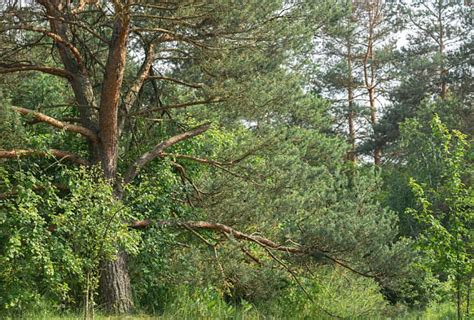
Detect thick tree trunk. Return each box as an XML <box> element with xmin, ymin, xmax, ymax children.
<box><xmin>96</xmin><ymin>9</ymin><xmax>132</xmax><ymax>313</ymax></box>
<box><xmin>96</xmin><ymin>182</ymin><xmax>134</xmax><ymax>313</ymax></box>
<box><xmin>99</xmin><ymin>250</ymin><xmax>134</xmax><ymax>313</ymax></box>
<box><xmin>16</xmin><ymin>1</ymin><xmax>133</xmax><ymax>314</ymax></box>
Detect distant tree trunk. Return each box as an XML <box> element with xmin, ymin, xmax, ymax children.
<box><xmin>361</xmin><ymin>1</ymin><xmax>382</xmax><ymax>166</ymax></box>
<box><xmin>364</xmin><ymin>37</ymin><xmax>381</xmax><ymax>165</ymax></box>
<box><xmin>368</xmin><ymin>85</ymin><xmax>382</xmax><ymax>166</ymax></box>
<box><xmin>467</xmin><ymin>275</ymin><xmax>472</xmax><ymax>317</ymax></box>
<box><xmin>438</xmin><ymin>9</ymin><xmax>448</xmax><ymax>100</ymax></box>
<box><xmin>347</xmin><ymin>40</ymin><xmax>357</xmax><ymax>163</ymax></box>
<box><xmin>457</xmin><ymin>274</ymin><xmax>462</xmax><ymax>320</ymax></box>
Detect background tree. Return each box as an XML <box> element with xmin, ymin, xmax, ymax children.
<box><xmin>315</xmin><ymin>0</ymin><xmax>399</xmax><ymax>165</ymax></box>
<box><xmin>376</xmin><ymin>0</ymin><xmax>473</xmax><ymax>153</ymax></box>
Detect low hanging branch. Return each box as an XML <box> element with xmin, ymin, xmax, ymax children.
<box><xmin>123</xmin><ymin>123</ymin><xmax>211</xmax><ymax>183</ymax></box>
<box><xmin>0</xmin><ymin>149</ymin><xmax>90</xmax><ymax>166</ymax></box>
<box><xmin>131</xmin><ymin>219</ymin><xmax>302</xmax><ymax>253</ymax></box>
<box><xmin>12</xmin><ymin>107</ymin><xmax>98</xmax><ymax>144</ymax></box>
<box><xmin>130</xmin><ymin>219</ymin><xmax>379</xmax><ymax>280</ymax></box>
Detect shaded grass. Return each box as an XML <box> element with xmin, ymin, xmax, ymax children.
<box><xmin>16</xmin><ymin>300</ymin><xmax>461</xmax><ymax>320</ymax></box>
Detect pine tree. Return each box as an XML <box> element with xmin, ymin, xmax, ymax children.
<box><xmin>316</xmin><ymin>0</ymin><xmax>399</xmax><ymax>165</ymax></box>
<box><xmin>376</xmin><ymin>0</ymin><xmax>472</xmax><ymax>152</ymax></box>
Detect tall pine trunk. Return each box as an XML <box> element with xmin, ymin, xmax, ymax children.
<box><xmin>347</xmin><ymin>40</ymin><xmax>357</xmax><ymax>163</ymax></box>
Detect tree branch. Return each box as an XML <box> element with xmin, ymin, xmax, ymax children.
<box><xmin>0</xmin><ymin>64</ymin><xmax>74</xmax><ymax>79</ymax></box>
<box><xmin>124</xmin><ymin>43</ymin><xmax>155</xmax><ymax>110</ymax></box>
<box><xmin>133</xmin><ymin>98</ymin><xmax>225</xmax><ymax>115</ymax></box>
<box><xmin>0</xmin><ymin>149</ymin><xmax>90</xmax><ymax>166</ymax></box>
<box><xmin>160</xmin><ymin>152</ymin><xmax>233</xmax><ymax>166</ymax></box>
<box><xmin>123</xmin><ymin>123</ymin><xmax>211</xmax><ymax>183</ymax></box>
<box><xmin>12</xmin><ymin>107</ymin><xmax>98</xmax><ymax>144</ymax></box>
<box><xmin>160</xmin><ymin>142</ymin><xmax>265</xmax><ymax>167</ymax></box>
<box><xmin>147</xmin><ymin>75</ymin><xmax>204</xmax><ymax>89</ymax></box>
<box><xmin>131</xmin><ymin>219</ymin><xmax>301</xmax><ymax>252</ymax></box>
<box><xmin>3</xmin><ymin>25</ymin><xmax>84</xmax><ymax>65</ymax></box>
<box><xmin>130</xmin><ymin>219</ymin><xmax>379</xmax><ymax>280</ymax></box>
<box><xmin>45</xmin><ymin>15</ymin><xmax>110</xmax><ymax>45</ymax></box>
<box><xmin>120</xmin><ymin>42</ymin><xmax>156</xmax><ymax>133</ymax></box>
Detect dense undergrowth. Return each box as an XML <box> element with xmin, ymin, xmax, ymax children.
<box><xmin>3</xmin><ymin>266</ymin><xmax>466</xmax><ymax>319</ymax></box>
<box><xmin>11</xmin><ymin>295</ymin><xmax>459</xmax><ymax>320</ymax></box>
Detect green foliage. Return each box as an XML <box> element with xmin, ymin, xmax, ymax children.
<box><xmin>0</xmin><ymin>91</ymin><xmax>26</xmax><ymax>149</ymax></box>
<box><xmin>271</xmin><ymin>267</ymin><xmax>389</xmax><ymax>319</ymax></box>
<box><xmin>403</xmin><ymin>116</ymin><xmax>473</xmax><ymax>315</ymax></box>
<box><xmin>135</xmin><ymin>267</ymin><xmax>390</xmax><ymax>319</ymax></box>
<box><xmin>11</xmin><ymin>72</ymin><xmax>70</xmax><ymax>111</ymax></box>
<box><xmin>0</xmin><ymin>166</ymin><xmax>140</xmax><ymax>316</ymax></box>
<box><xmin>1</xmin><ymin>0</ymin><xmax>470</xmax><ymax>318</ymax></box>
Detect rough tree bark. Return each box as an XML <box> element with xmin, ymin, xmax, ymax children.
<box><xmin>89</xmin><ymin>5</ymin><xmax>136</xmax><ymax>313</ymax></box>
<box><xmin>99</xmin><ymin>251</ymin><xmax>134</xmax><ymax>313</ymax></box>
<box><xmin>29</xmin><ymin>0</ymin><xmax>133</xmax><ymax>312</ymax></box>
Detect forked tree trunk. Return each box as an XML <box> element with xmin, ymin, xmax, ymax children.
<box><xmin>361</xmin><ymin>1</ymin><xmax>382</xmax><ymax>166</ymax></box>
<box><xmin>95</xmin><ymin>9</ymin><xmax>132</xmax><ymax>313</ymax></box>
